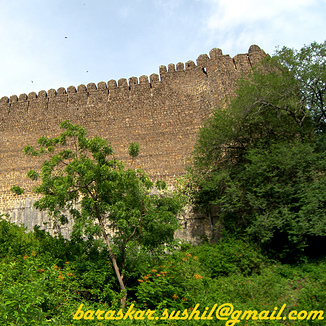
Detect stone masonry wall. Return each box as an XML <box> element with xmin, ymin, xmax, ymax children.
<box><xmin>0</xmin><ymin>45</ymin><xmax>266</xmax><ymax>240</ymax></box>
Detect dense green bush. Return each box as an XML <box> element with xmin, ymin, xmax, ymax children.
<box><xmin>0</xmin><ymin>219</ymin><xmax>325</xmax><ymax>325</ymax></box>
<box><xmin>136</xmin><ymin>250</ymin><xmax>205</xmax><ymax>310</ymax></box>
<box><xmin>188</xmin><ymin>237</ymin><xmax>265</xmax><ymax>277</ymax></box>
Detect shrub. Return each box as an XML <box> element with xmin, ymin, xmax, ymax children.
<box><xmin>189</xmin><ymin>237</ymin><xmax>265</xmax><ymax>278</ymax></box>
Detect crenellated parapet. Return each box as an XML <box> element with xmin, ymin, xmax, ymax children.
<box><xmin>0</xmin><ymin>45</ymin><xmax>265</xmax><ymax>109</ymax></box>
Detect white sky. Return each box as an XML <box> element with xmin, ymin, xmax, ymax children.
<box><xmin>0</xmin><ymin>0</ymin><xmax>325</xmax><ymax>98</ymax></box>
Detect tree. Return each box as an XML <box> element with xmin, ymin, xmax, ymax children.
<box><xmin>11</xmin><ymin>120</ymin><xmax>182</xmax><ymax>307</ymax></box>
<box><xmin>188</xmin><ymin>40</ymin><xmax>326</xmax><ymax>258</ymax></box>
<box><xmin>275</xmin><ymin>41</ymin><xmax>326</xmax><ymax>132</ymax></box>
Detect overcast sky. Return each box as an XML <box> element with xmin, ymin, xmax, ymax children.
<box><xmin>0</xmin><ymin>0</ymin><xmax>325</xmax><ymax>98</ymax></box>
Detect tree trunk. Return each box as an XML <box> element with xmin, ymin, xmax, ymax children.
<box><xmin>97</xmin><ymin>214</ymin><xmax>127</xmax><ymax>308</ymax></box>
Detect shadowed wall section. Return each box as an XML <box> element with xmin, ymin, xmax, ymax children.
<box><xmin>0</xmin><ymin>45</ymin><xmax>266</xmax><ymax>239</ymax></box>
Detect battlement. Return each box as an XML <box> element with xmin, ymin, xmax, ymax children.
<box><xmin>0</xmin><ymin>45</ymin><xmax>265</xmax><ymax>108</ymax></box>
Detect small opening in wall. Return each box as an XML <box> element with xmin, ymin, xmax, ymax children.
<box><xmin>202</xmin><ymin>67</ymin><xmax>207</xmax><ymax>75</ymax></box>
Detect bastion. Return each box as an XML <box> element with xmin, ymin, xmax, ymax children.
<box><xmin>0</xmin><ymin>45</ymin><xmax>266</xmax><ymax>240</ymax></box>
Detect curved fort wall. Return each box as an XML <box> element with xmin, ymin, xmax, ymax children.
<box><xmin>0</xmin><ymin>45</ymin><xmax>266</xmax><ymax>239</ymax></box>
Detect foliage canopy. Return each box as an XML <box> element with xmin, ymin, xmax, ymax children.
<box><xmin>188</xmin><ymin>40</ymin><xmax>326</xmax><ymax>259</ymax></box>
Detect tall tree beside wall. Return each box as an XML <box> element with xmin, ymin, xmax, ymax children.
<box><xmin>187</xmin><ymin>41</ymin><xmax>326</xmax><ymax>259</ymax></box>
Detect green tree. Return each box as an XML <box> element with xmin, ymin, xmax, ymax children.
<box><xmin>188</xmin><ymin>41</ymin><xmax>326</xmax><ymax>258</ymax></box>
<box><xmin>11</xmin><ymin>120</ymin><xmax>182</xmax><ymax>307</ymax></box>
<box><xmin>275</xmin><ymin>41</ymin><xmax>326</xmax><ymax>132</ymax></box>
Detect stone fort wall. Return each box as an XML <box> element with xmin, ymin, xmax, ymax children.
<box><xmin>0</xmin><ymin>45</ymin><xmax>266</xmax><ymax>240</ymax></box>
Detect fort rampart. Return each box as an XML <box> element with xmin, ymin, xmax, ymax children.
<box><xmin>0</xmin><ymin>45</ymin><xmax>266</xmax><ymax>240</ymax></box>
